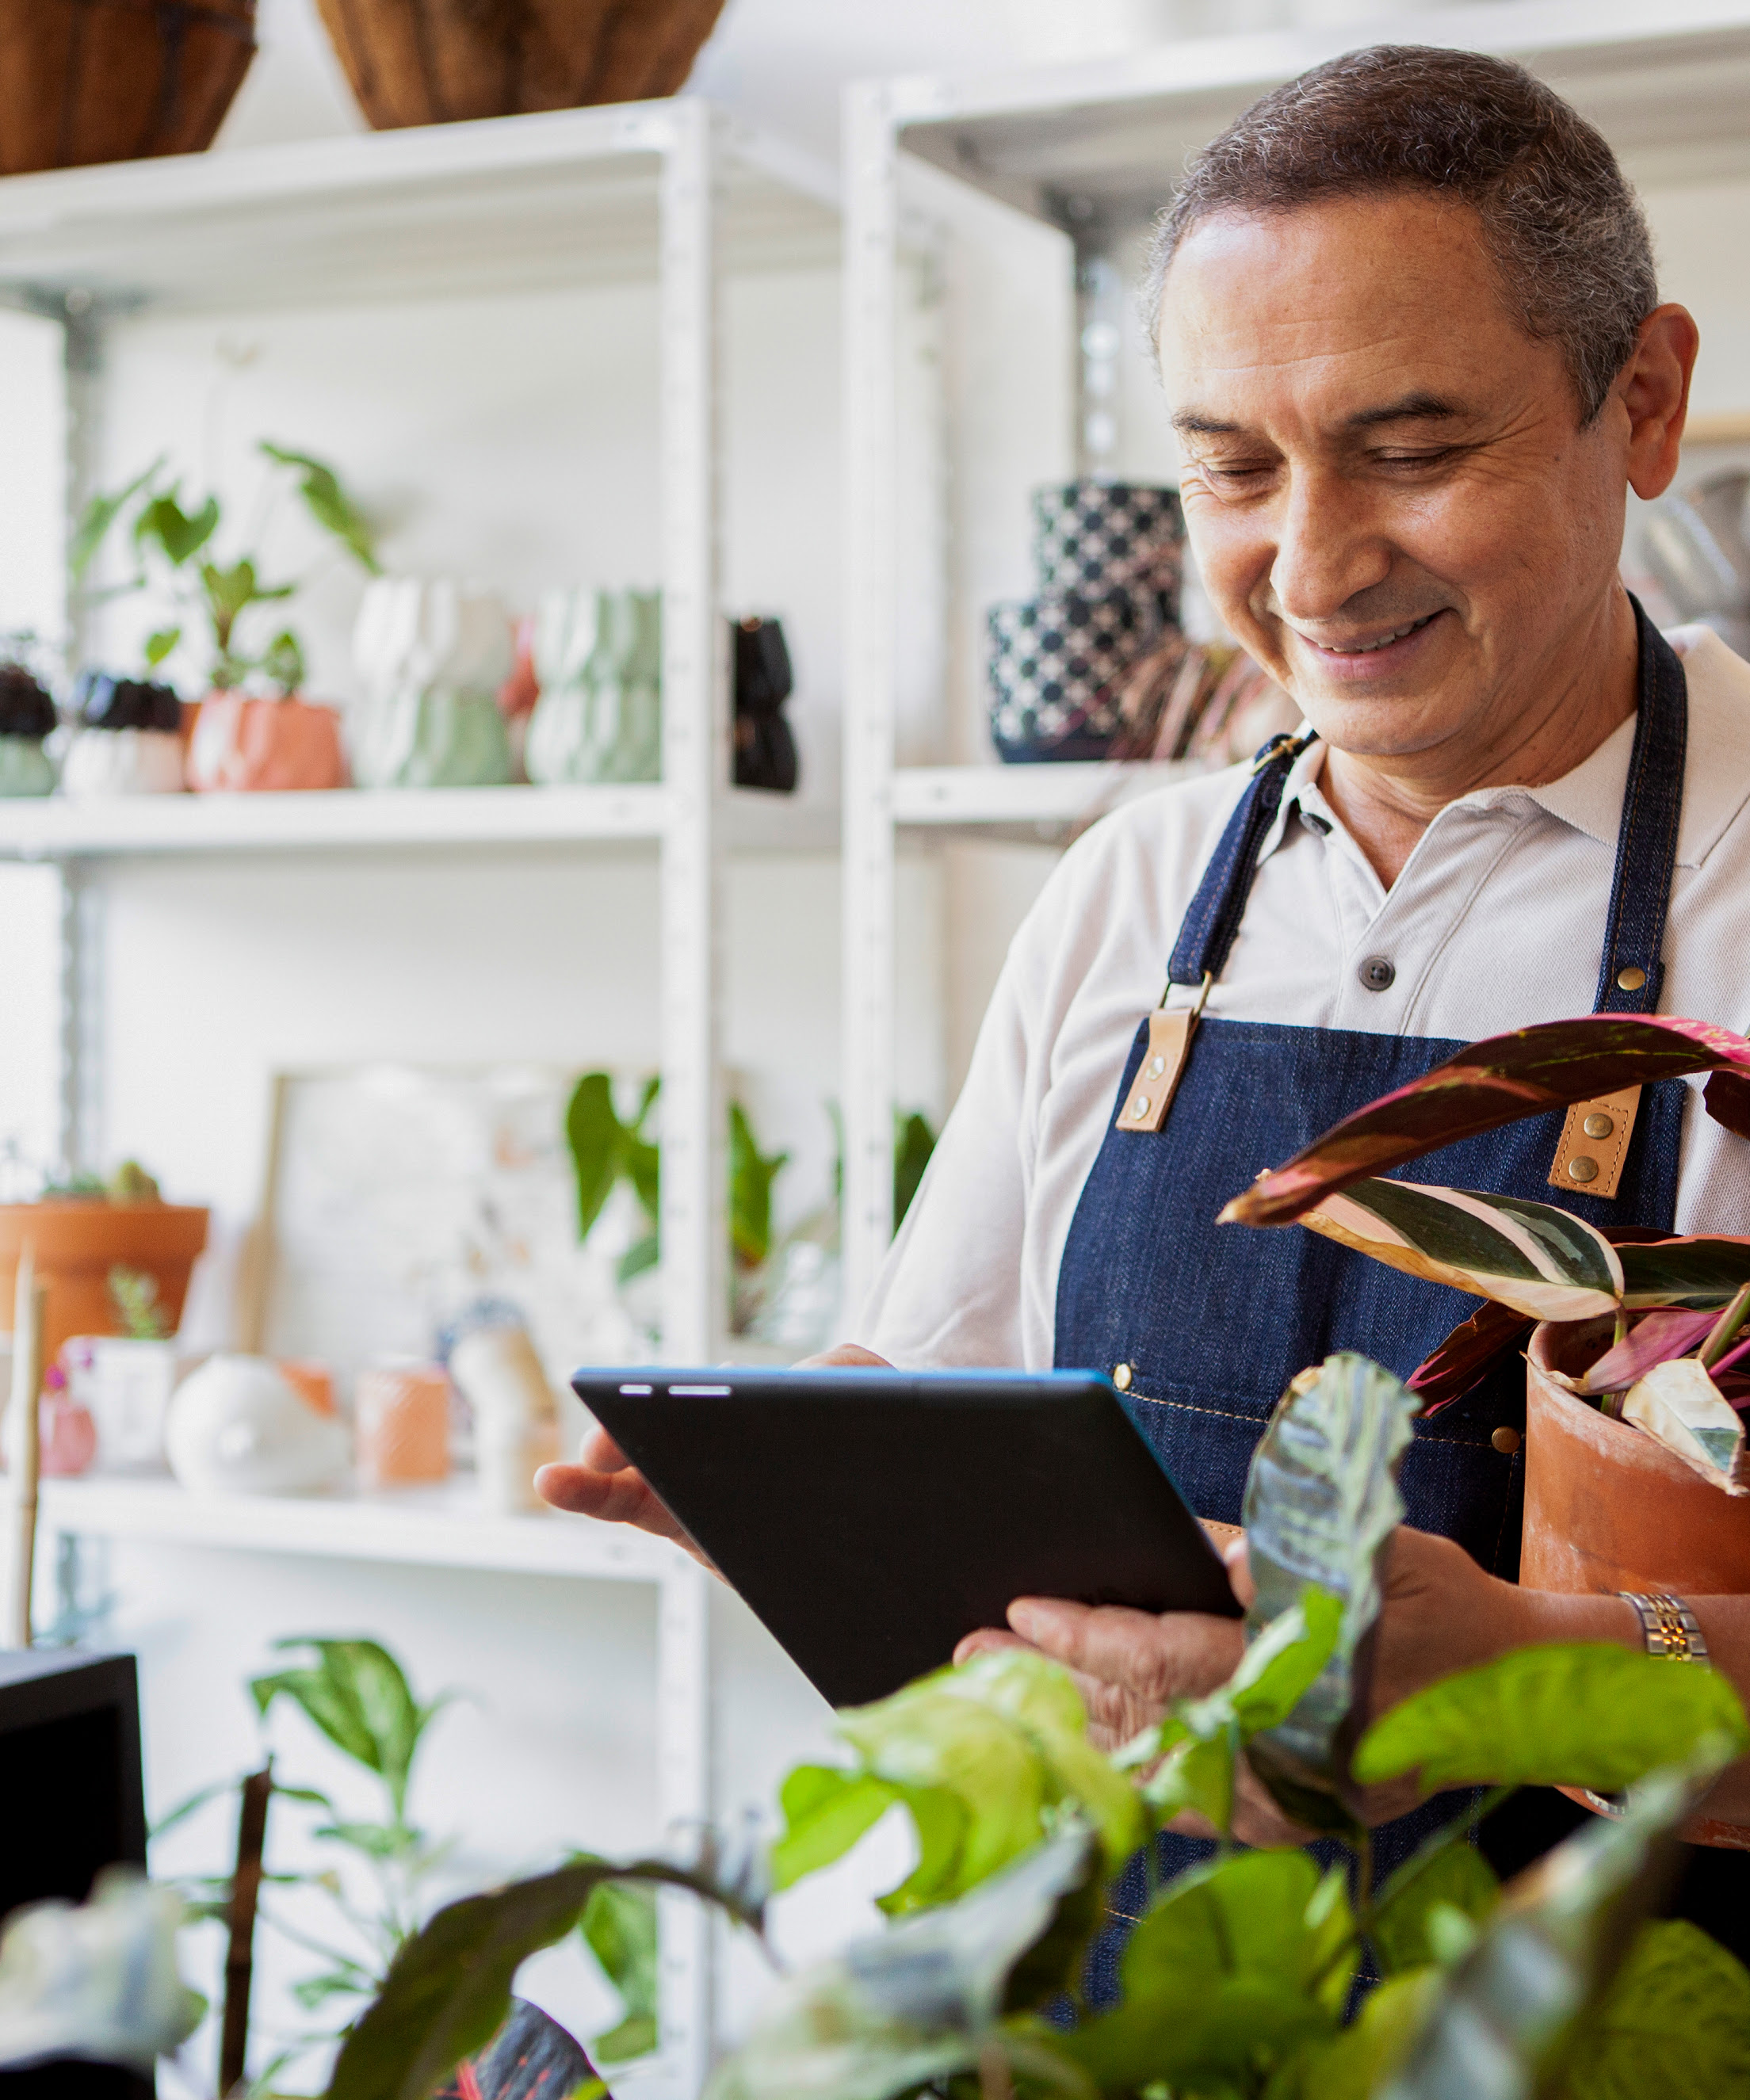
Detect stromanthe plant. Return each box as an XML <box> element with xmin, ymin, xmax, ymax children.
<box><xmin>1222</xmin><ymin>1014</ymin><xmax>1750</xmax><ymax>1492</ymax></box>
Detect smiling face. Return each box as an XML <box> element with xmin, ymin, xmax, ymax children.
<box><xmin>1157</xmin><ymin>190</ymin><xmax>1648</xmax><ymax>771</ymax></box>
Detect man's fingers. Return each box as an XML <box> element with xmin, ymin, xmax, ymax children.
<box><xmin>1224</xmin><ymin>1537</ymin><xmax>1256</xmax><ymax>1608</ymax></box>
<box><xmin>1007</xmin><ymin>1597</ymin><xmax>1245</xmax><ymax>1706</ymax></box>
<box><xmin>579</xmin><ymin>1424</ymin><xmax>631</xmax><ymax>1472</ymax></box>
<box><xmin>953</xmin><ymin>1627</ymin><xmax>1036</xmax><ymax>1665</ymax></box>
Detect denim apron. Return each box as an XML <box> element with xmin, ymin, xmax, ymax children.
<box><xmin>1054</xmin><ymin>605</ymin><xmax>1696</xmax><ymax>2000</ymax></box>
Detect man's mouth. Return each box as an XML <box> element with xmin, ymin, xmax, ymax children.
<box><xmin>1298</xmin><ymin>612</ymin><xmax>1441</xmax><ymax>657</ymax></box>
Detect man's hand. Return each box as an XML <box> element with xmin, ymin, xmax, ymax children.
<box><xmin>535</xmin><ymin>1344</ymin><xmax>893</xmax><ymax>1568</ymax></box>
<box><xmin>956</xmin><ymin>1524</ymin><xmax>1534</xmax><ymax>1846</ymax></box>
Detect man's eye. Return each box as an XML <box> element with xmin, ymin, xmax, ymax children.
<box><xmin>1202</xmin><ymin>461</ymin><xmax>1274</xmax><ymax>483</ymax></box>
<box><xmin>1376</xmin><ymin>449</ymin><xmax>1455</xmax><ymax>468</ymax></box>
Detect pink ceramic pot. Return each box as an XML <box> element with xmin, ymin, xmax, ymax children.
<box><xmin>187</xmin><ymin>694</ymin><xmax>347</xmax><ymax>792</ymax></box>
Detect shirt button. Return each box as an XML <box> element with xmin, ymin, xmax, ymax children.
<box><xmin>1112</xmin><ymin>1362</ymin><xmax>1133</xmax><ymax>1392</ymax></box>
<box><xmin>1358</xmin><ymin>956</ymin><xmax>1397</xmax><ymax>992</ymax></box>
<box><xmin>1491</xmin><ymin>1426</ymin><xmax>1522</xmax><ymax>1455</ymax></box>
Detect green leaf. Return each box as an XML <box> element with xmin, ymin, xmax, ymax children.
<box><xmin>143</xmin><ymin>626</ymin><xmax>182</xmax><ymax>669</ymax></box>
<box><xmin>1369</xmin><ymin>1825</ymin><xmax>1500</xmax><ymax>1976</ymax></box>
<box><xmin>1265</xmin><ymin>1968</ymin><xmax>1440</xmax><ymax>2100</ymax></box>
<box><xmin>1067</xmin><ymin>1850</ymin><xmax>1348</xmax><ymax>2090</ymax></box>
<box><xmin>1293</xmin><ymin>1179</ymin><xmax>1624</xmax><ymax>1323</ymax></box>
<box><xmin>1563</xmin><ymin>1919</ymin><xmax>1750</xmax><ymax>2098</ymax></box>
<box><xmin>770</xmin><ymin>1768</ymin><xmax>902</xmax><ymax>1892</ymax></box>
<box><xmin>251</xmin><ymin>1638</ymin><xmax>436</xmax><ymax>1823</ymax></box>
<box><xmin>149</xmin><ymin>1776</ymin><xmax>240</xmax><ymax>1841</ymax></box>
<box><xmin>1353</xmin><ymin>1644</ymin><xmax>1750</xmax><ymax>1794</ymax></box>
<box><xmin>729</xmin><ymin>1100</ymin><xmax>789</xmax><ymax>1271</ymax></box>
<box><xmin>875</xmin><ymin>1783</ymin><xmax>968</xmax><ymax>1915</ymax></box>
<box><xmin>581</xmin><ymin>1881</ymin><xmax>657</xmax><ymax>2065</ymax></box>
<box><xmin>261</xmin><ymin>628</ymin><xmax>305</xmax><ymax>697</ymax></box>
<box><xmin>893</xmin><ymin>1111</ymin><xmax>937</xmax><ymax>1228</ymax></box>
<box><xmin>705</xmin><ymin>1829</ymin><xmax>1095</xmax><ymax>2100</ymax></box>
<box><xmin>136</xmin><ymin>491</ymin><xmax>220</xmax><ymax>567</ymax></box>
<box><xmin>1242</xmin><ymin>1354</ymin><xmax>1419</xmax><ymax>1791</ymax></box>
<box><xmin>329</xmin><ymin>1854</ymin><xmax>760</xmax><ymax>2100</ymax></box>
<box><xmin>1370</xmin><ymin>1758</ymin><xmax>1732</xmax><ymax>2100</ymax></box>
<box><xmin>1224</xmin><ymin>1014</ymin><xmax>1750</xmax><ymax>1228</ymax></box>
<box><xmin>71</xmin><ymin>457</ymin><xmax>162</xmax><ymax>579</ymax></box>
<box><xmin>616</xmin><ymin>1232</ymin><xmax>659</xmax><ymax>1284</ymax></box>
<box><xmin>565</xmin><ymin>1074</ymin><xmax>624</xmax><ymax>1239</ymax></box>
<box><xmin>262</xmin><ymin>441</ymin><xmax>381</xmax><ymax>573</ymax></box>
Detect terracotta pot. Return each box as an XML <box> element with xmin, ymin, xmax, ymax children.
<box><xmin>311</xmin><ymin>0</ymin><xmax>725</xmax><ymax>130</ymax></box>
<box><xmin>1525</xmin><ymin>1320</ymin><xmax>1750</xmax><ymax>1848</ymax></box>
<box><xmin>186</xmin><ymin>693</ymin><xmax>348</xmax><ymax>792</ymax></box>
<box><xmin>0</xmin><ymin>0</ymin><xmax>257</xmax><ymax>176</ymax></box>
<box><xmin>0</xmin><ymin>1202</ymin><xmax>209</xmax><ymax>1370</ymax></box>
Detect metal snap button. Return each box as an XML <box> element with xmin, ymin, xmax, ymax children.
<box><xmin>1130</xmin><ymin>1093</ymin><xmax>1151</xmax><ymax>1118</ymax></box>
<box><xmin>1567</xmin><ymin>1155</ymin><xmax>1600</xmax><ymax>1184</ymax></box>
<box><xmin>1616</xmin><ymin>965</ymin><xmax>1647</xmax><ymax>992</ymax></box>
<box><xmin>1491</xmin><ymin>1426</ymin><xmax>1523</xmax><ymax>1455</ymax></box>
<box><xmin>1358</xmin><ymin>956</ymin><xmax>1396</xmax><ymax>992</ymax></box>
<box><xmin>1112</xmin><ymin>1362</ymin><xmax>1133</xmax><ymax>1392</ymax></box>
<box><xmin>1148</xmin><ymin>1056</ymin><xmax>1167</xmax><ymax>1077</ymax></box>
<box><xmin>1583</xmin><ymin>1113</ymin><xmax>1614</xmax><ymax>1140</ymax></box>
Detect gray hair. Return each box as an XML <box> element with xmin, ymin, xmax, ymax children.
<box><xmin>1141</xmin><ymin>45</ymin><xmax>1658</xmax><ymax>425</ymax></box>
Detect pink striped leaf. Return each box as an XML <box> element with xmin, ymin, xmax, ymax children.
<box><xmin>1297</xmin><ymin>1179</ymin><xmax>1624</xmax><ymax>1323</ymax></box>
<box><xmin>1222</xmin><ymin>1015</ymin><xmax>1750</xmax><ymax>1229</ymax></box>
<box><xmin>1576</xmin><ymin>1309</ymin><xmax>1717</xmax><ymax>1396</ymax></box>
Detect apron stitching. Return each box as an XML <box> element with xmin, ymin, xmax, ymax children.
<box><xmin>1125</xmin><ymin>1388</ymin><xmax>1516</xmax><ymax>1449</ymax></box>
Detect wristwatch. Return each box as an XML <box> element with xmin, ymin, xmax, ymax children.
<box><xmin>1618</xmin><ymin>1590</ymin><xmax>1710</xmax><ymax>1663</ymax></box>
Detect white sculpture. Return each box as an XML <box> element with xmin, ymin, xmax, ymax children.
<box><xmin>349</xmin><ymin>578</ymin><xmax>514</xmax><ymax>788</ymax></box>
<box><xmin>447</xmin><ymin>1324</ymin><xmax>560</xmax><ymax>1515</ymax></box>
<box><xmin>165</xmin><ymin>1354</ymin><xmax>348</xmax><ymax>1497</ymax></box>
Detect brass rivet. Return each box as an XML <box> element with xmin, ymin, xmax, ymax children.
<box><xmin>1583</xmin><ymin>1113</ymin><xmax>1614</xmax><ymax>1140</ymax></box>
<box><xmin>1616</xmin><ymin>965</ymin><xmax>1647</xmax><ymax>992</ymax></box>
<box><xmin>1113</xmin><ymin>1362</ymin><xmax>1133</xmax><ymax>1392</ymax></box>
<box><xmin>1568</xmin><ymin>1155</ymin><xmax>1600</xmax><ymax>1184</ymax></box>
<box><xmin>1491</xmin><ymin>1426</ymin><xmax>1522</xmax><ymax>1456</ymax></box>
<box><xmin>1130</xmin><ymin>1094</ymin><xmax>1151</xmax><ymax>1118</ymax></box>
<box><xmin>1148</xmin><ymin>1056</ymin><xmax>1167</xmax><ymax>1077</ymax></box>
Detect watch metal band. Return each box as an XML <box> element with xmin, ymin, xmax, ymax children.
<box><xmin>1618</xmin><ymin>1590</ymin><xmax>1710</xmax><ymax>1663</ymax></box>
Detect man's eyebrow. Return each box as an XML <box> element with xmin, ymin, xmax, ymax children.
<box><xmin>1346</xmin><ymin>391</ymin><xmax>1465</xmax><ymax>429</ymax></box>
<box><xmin>1171</xmin><ymin>391</ymin><xmax>1467</xmax><ymax>438</ymax></box>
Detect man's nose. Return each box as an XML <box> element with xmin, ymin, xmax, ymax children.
<box><xmin>1267</xmin><ymin>464</ymin><xmax>1394</xmax><ymax>624</ymax></box>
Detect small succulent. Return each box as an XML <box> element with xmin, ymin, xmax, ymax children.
<box><xmin>0</xmin><ymin>664</ymin><xmax>55</xmax><ymax>740</ymax></box>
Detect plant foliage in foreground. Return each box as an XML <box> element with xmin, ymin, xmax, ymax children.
<box><xmin>315</xmin><ymin>1353</ymin><xmax>1750</xmax><ymax>2100</ymax></box>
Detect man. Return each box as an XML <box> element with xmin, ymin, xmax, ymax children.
<box><xmin>542</xmin><ymin>46</ymin><xmax>1750</xmax><ymax>1961</ymax></box>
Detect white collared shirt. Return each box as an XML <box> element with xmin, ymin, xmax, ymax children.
<box><xmin>860</xmin><ymin>627</ymin><xmax>1750</xmax><ymax>1369</ymax></box>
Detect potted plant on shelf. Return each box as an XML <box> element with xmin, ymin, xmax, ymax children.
<box><xmin>71</xmin><ymin>441</ymin><xmax>380</xmax><ymax>793</ymax></box>
<box><xmin>0</xmin><ymin>648</ymin><xmax>58</xmax><ymax>798</ymax></box>
<box><xmin>1224</xmin><ymin>1010</ymin><xmax>1750</xmax><ymax>1842</ymax></box>
<box><xmin>0</xmin><ymin>1160</ymin><xmax>208</xmax><ymax>1373</ymax></box>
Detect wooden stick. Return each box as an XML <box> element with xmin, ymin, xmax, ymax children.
<box><xmin>220</xmin><ymin>1763</ymin><xmax>274</xmax><ymax>2097</ymax></box>
<box><xmin>6</xmin><ymin>1243</ymin><xmax>44</xmax><ymax>1650</ymax></box>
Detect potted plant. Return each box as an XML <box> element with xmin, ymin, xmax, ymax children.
<box><xmin>71</xmin><ymin>442</ymin><xmax>380</xmax><ymax>793</ymax></box>
<box><xmin>310</xmin><ymin>0</ymin><xmax>728</xmax><ymax>132</ymax></box>
<box><xmin>59</xmin><ymin>670</ymin><xmax>187</xmax><ymax>796</ymax></box>
<box><xmin>0</xmin><ymin>1161</ymin><xmax>208</xmax><ymax>1373</ymax></box>
<box><xmin>1224</xmin><ymin>1010</ymin><xmax>1750</xmax><ymax>1841</ymax></box>
<box><xmin>0</xmin><ymin>0</ymin><xmax>256</xmax><ymax>177</ymax></box>
<box><xmin>0</xmin><ymin>654</ymin><xmax>57</xmax><ymax>798</ymax></box>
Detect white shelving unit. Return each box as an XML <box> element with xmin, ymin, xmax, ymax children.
<box><xmin>839</xmin><ymin>0</ymin><xmax>1750</xmax><ymax>1315</ymax></box>
<box><xmin>2</xmin><ymin>97</ymin><xmax>838</xmax><ymax>2098</ymax></box>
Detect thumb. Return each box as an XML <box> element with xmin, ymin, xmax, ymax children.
<box><xmin>1224</xmin><ymin>1536</ymin><xmax>1256</xmax><ymax>1609</ymax></box>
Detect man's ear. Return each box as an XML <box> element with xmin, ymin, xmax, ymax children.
<box><xmin>1622</xmin><ymin>304</ymin><xmax>1700</xmax><ymax>502</ymax></box>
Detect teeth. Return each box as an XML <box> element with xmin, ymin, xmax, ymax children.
<box><xmin>1332</xmin><ymin>616</ymin><xmax>1433</xmax><ymax>655</ymax></box>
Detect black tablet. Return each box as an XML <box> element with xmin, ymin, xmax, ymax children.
<box><xmin>572</xmin><ymin>1365</ymin><xmax>1241</xmax><ymax>1707</ymax></box>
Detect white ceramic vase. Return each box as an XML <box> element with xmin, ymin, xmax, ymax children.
<box><xmin>60</xmin><ymin>728</ymin><xmax>185</xmax><ymax>796</ymax></box>
<box><xmin>350</xmin><ymin>578</ymin><xmax>515</xmax><ymax>788</ymax></box>
<box><xmin>165</xmin><ymin>1354</ymin><xmax>349</xmax><ymax>1496</ymax></box>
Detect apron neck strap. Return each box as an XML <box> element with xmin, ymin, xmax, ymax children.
<box><xmin>1167</xmin><ymin>730</ymin><xmax>1316</xmax><ymax>987</ymax></box>
<box><xmin>1591</xmin><ymin>598</ymin><xmax>1687</xmax><ymax>1014</ymax></box>
<box><xmin>1165</xmin><ymin>598</ymin><xmax>1689</xmax><ymax>1005</ymax></box>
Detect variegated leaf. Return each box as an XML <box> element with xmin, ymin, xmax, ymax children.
<box><xmin>1297</xmin><ymin>1180</ymin><xmax>1624</xmax><ymax>1322</ymax></box>
<box><xmin>1222</xmin><ymin>1014</ymin><xmax>1750</xmax><ymax>1228</ymax></box>
<box><xmin>1622</xmin><ymin>1358</ymin><xmax>1748</xmax><ymax>1494</ymax></box>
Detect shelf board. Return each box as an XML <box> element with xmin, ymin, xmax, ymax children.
<box><xmin>38</xmin><ymin>1472</ymin><xmax>681</xmax><ymax>1583</ymax></box>
<box><xmin>0</xmin><ymin>102</ymin><xmax>839</xmax><ymax>315</ymax></box>
<box><xmin>892</xmin><ymin>0</ymin><xmax>1750</xmax><ymax>215</ymax></box>
<box><xmin>892</xmin><ymin>759</ymin><xmax>1208</xmax><ymax>839</ymax></box>
<box><xmin>0</xmin><ymin>783</ymin><xmax>837</xmax><ymax>859</ymax></box>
